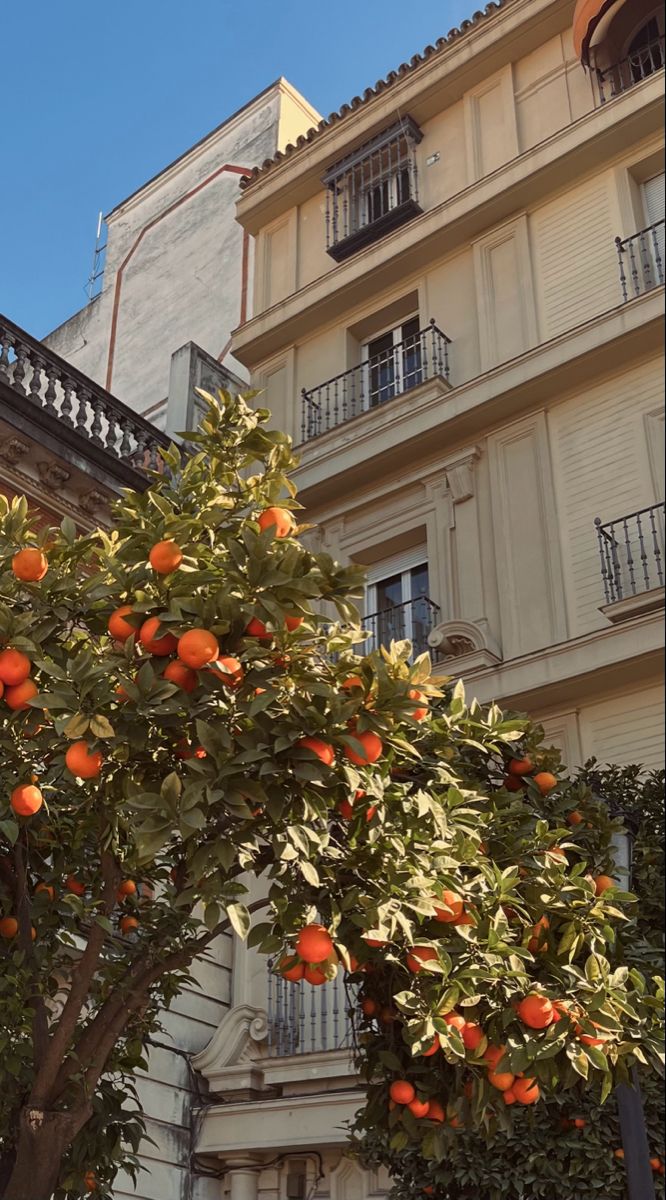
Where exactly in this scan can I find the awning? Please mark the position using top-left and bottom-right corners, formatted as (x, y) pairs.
(573, 0), (623, 63)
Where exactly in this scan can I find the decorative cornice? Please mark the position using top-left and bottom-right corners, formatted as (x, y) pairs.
(443, 446), (482, 503)
(191, 1004), (268, 1077)
(428, 617), (502, 664)
(0, 436), (30, 466)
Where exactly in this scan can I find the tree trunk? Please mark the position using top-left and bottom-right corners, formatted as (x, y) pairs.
(1, 1104), (91, 1200)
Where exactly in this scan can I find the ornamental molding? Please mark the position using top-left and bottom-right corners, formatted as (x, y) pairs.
(37, 461), (71, 490)
(442, 445), (482, 503)
(428, 618), (502, 667)
(0, 436), (30, 465)
(191, 1004), (268, 1078)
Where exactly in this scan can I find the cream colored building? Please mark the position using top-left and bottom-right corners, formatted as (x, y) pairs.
(189, 0), (664, 1195)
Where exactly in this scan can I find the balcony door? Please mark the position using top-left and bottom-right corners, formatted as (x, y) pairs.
(642, 172), (665, 287)
(365, 549), (432, 656)
(362, 316), (422, 409)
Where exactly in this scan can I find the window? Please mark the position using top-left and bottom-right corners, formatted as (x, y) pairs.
(642, 172), (665, 286)
(364, 550), (436, 657)
(363, 316), (423, 408)
(627, 16), (664, 81)
(323, 117), (423, 262)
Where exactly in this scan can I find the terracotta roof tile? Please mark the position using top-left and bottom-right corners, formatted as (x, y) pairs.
(239, 0), (506, 191)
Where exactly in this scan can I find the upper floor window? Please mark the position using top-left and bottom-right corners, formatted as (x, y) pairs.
(323, 117), (423, 263)
(627, 16), (664, 80)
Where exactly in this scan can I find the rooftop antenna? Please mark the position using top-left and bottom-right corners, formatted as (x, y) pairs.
(85, 211), (107, 302)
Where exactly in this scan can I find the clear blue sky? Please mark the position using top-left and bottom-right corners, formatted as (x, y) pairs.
(2, 0), (474, 338)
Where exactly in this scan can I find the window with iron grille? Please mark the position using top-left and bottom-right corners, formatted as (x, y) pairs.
(323, 116), (423, 262)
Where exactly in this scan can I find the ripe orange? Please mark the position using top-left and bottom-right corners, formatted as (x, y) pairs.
(338, 798), (354, 820)
(279, 955), (305, 983)
(5, 679), (38, 711)
(12, 548), (48, 582)
(117, 880), (137, 898)
(304, 964), (328, 985)
(488, 1070), (515, 1091)
(284, 614), (303, 631)
(365, 936), (388, 948)
(650, 1158), (662, 1171)
(503, 774), (525, 792)
(175, 740), (207, 760)
(408, 689), (428, 721)
(462, 1022), (484, 1051)
(389, 1080), (415, 1105)
(344, 730), (383, 766)
(66, 877), (86, 896)
(512, 1077), (540, 1105)
(442, 1012), (466, 1032)
(503, 1089), (517, 1104)
(613, 1149), (625, 1160)
(35, 883), (55, 901)
(484, 1044), (506, 1070)
(341, 675), (364, 690)
(257, 507), (295, 538)
(10, 783), (43, 817)
(211, 656), (244, 687)
(295, 924), (333, 963)
(245, 617), (272, 640)
(149, 540), (183, 574)
(296, 736), (335, 766)
(177, 629), (219, 669)
(0, 648), (32, 686)
(83, 1171), (97, 1193)
(139, 617), (178, 656)
(361, 998), (377, 1017)
(421, 1037), (440, 1057)
(567, 810), (584, 826)
(406, 945), (438, 973)
(0, 917), (18, 938)
(120, 915), (139, 934)
(408, 1097), (430, 1118)
(508, 757), (533, 776)
(434, 891), (464, 923)
(534, 771), (557, 794)
(107, 606), (137, 642)
(65, 741), (103, 780)
(163, 660), (198, 692)
(517, 994), (555, 1029)
(573, 1118), (586, 1129)
(594, 874), (616, 895)
(426, 1099), (446, 1122)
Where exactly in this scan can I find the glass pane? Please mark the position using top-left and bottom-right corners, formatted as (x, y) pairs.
(376, 572), (403, 609)
(368, 332), (397, 407)
(409, 563), (429, 598)
(401, 317), (423, 391)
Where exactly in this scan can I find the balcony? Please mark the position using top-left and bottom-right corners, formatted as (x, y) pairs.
(595, 503), (665, 622)
(616, 222), (665, 301)
(300, 319), (451, 443)
(323, 116), (423, 263)
(364, 596), (441, 660)
(0, 313), (169, 491)
(595, 34), (664, 104)
(267, 962), (354, 1057)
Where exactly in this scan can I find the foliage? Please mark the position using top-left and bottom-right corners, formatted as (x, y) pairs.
(0, 390), (663, 1198)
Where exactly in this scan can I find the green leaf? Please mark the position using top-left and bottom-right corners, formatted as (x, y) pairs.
(300, 860), (320, 886)
(90, 714), (115, 738)
(226, 903), (251, 940)
(0, 820), (19, 845)
(63, 713), (90, 738)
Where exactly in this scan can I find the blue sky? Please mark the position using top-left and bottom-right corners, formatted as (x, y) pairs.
(2, 0), (474, 338)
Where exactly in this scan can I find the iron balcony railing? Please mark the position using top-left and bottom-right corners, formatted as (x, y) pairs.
(267, 962), (355, 1057)
(595, 504), (665, 605)
(300, 319), (451, 443)
(364, 596), (441, 660)
(615, 221), (665, 301)
(595, 35), (664, 103)
(0, 314), (169, 471)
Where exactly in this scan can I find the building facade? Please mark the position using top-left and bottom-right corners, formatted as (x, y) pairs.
(189, 0), (664, 1196)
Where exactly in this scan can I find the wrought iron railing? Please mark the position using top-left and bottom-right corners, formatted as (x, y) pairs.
(595, 36), (664, 103)
(267, 963), (355, 1057)
(0, 314), (169, 470)
(300, 320), (451, 443)
(615, 222), (665, 301)
(364, 596), (441, 660)
(595, 504), (665, 604)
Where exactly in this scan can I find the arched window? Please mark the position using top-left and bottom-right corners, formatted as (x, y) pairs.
(626, 15), (663, 82)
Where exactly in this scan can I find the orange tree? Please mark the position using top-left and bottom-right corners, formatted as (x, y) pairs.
(0, 390), (663, 1200)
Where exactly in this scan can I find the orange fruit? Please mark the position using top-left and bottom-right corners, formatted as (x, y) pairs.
(0, 916), (18, 938)
(177, 629), (219, 669)
(117, 880), (137, 897)
(65, 741), (103, 780)
(573, 1118), (586, 1129)
(107, 606), (137, 642)
(512, 1077), (540, 1104)
(517, 994), (555, 1029)
(484, 1045), (507, 1070)
(613, 1149), (625, 1160)
(503, 1089), (517, 1105)
(344, 730), (383, 766)
(462, 1022), (484, 1051)
(434, 891), (464, 923)
(426, 1098), (446, 1122)
(567, 810), (583, 826)
(210, 656), (244, 687)
(504, 774), (525, 791)
(284, 614), (303, 631)
(139, 617), (178, 656)
(35, 883), (55, 900)
(10, 783), (43, 817)
(257, 507), (295, 538)
(5, 679), (38, 711)
(83, 1171), (97, 1192)
(533, 771), (557, 794)
(508, 757), (533, 776)
(149, 540), (183, 574)
(175, 740), (206, 760)
(245, 617), (272, 640)
(594, 874), (616, 895)
(389, 1080), (415, 1105)
(488, 1070), (516, 1091)
(650, 1158), (661, 1171)
(0, 648), (31, 686)
(421, 1037), (440, 1057)
(361, 998), (377, 1017)
(12, 548), (48, 582)
(341, 675), (364, 690)
(279, 955), (304, 983)
(408, 1097), (430, 1118)
(337, 798), (354, 820)
(295, 736), (335, 766)
(408, 689), (428, 721)
(406, 945), (438, 973)
(66, 877), (86, 896)
(295, 924), (333, 963)
(163, 660), (198, 692)
(442, 1012), (466, 1032)
(120, 915), (139, 934)
(304, 964), (328, 985)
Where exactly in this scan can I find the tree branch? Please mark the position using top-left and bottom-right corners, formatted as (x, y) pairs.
(14, 837), (49, 1071)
